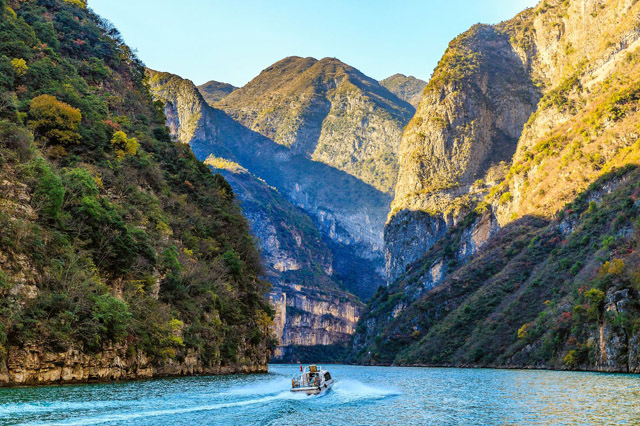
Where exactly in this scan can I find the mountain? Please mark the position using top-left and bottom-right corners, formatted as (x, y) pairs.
(0, 0), (273, 386)
(147, 57), (416, 360)
(147, 69), (388, 300)
(379, 74), (427, 108)
(353, 0), (640, 372)
(215, 56), (415, 194)
(198, 80), (237, 105)
(147, 69), (381, 360)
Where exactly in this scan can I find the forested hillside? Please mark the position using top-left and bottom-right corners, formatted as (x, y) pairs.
(0, 0), (274, 386)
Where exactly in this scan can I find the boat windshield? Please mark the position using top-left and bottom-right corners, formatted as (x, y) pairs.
(324, 372), (331, 381)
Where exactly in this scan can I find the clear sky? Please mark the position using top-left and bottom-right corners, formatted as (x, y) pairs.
(88, 0), (540, 88)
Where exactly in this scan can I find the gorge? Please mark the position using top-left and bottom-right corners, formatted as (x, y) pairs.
(147, 0), (640, 370)
(3, 0), (640, 386)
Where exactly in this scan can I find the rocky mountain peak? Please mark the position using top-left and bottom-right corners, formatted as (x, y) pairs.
(379, 73), (427, 108)
(197, 80), (237, 105)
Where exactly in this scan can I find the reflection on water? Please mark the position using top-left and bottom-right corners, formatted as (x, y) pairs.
(1, 365), (639, 425)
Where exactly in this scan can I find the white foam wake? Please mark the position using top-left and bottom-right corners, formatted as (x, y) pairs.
(223, 377), (291, 396)
(0, 400), (124, 417)
(331, 379), (400, 402)
(26, 391), (307, 426)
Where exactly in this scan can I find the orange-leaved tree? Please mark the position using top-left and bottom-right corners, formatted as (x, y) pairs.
(28, 94), (81, 147)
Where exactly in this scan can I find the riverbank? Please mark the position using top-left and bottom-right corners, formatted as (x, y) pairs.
(353, 361), (640, 374)
(0, 344), (269, 387)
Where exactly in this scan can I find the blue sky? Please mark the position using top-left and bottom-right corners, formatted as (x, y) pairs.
(89, 0), (540, 87)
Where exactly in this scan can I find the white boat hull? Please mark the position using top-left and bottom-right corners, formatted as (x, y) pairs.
(290, 365), (334, 395)
(290, 381), (333, 396)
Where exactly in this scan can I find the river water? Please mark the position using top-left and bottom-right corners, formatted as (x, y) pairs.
(2, 364), (640, 425)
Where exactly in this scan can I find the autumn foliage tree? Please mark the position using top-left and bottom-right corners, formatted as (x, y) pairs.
(110, 130), (139, 159)
(28, 94), (81, 147)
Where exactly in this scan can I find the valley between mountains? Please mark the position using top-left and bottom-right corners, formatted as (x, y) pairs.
(149, 0), (640, 372)
(146, 59), (419, 361)
(4, 0), (640, 387)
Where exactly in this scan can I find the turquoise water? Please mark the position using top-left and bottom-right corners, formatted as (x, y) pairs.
(2, 365), (640, 425)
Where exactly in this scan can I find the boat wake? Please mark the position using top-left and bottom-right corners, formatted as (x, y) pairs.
(16, 377), (398, 425)
(329, 379), (400, 402)
(223, 377), (292, 396)
(27, 390), (307, 426)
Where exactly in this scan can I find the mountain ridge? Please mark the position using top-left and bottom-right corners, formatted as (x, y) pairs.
(198, 80), (237, 105)
(215, 55), (415, 194)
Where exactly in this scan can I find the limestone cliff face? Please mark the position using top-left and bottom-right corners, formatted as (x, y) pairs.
(386, 25), (540, 282)
(387, 0), (640, 282)
(1, 343), (267, 387)
(148, 69), (389, 300)
(270, 289), (361, 359)
(204, 160), (363, 359)
(379, 74), (427, 109)
(216, 57), (415, 194)
(492, 0), (640, 225)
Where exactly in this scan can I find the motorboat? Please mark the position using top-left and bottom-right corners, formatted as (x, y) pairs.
(290, 364), (334, 395)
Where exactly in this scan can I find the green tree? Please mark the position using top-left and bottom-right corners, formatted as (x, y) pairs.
(92, 294), (131, 341)
(32, 158), (64, 221)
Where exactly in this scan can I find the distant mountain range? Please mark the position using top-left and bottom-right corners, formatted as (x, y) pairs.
(215, 56), (415, 194)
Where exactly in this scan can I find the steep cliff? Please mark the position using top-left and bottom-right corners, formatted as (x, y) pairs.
(215, 56), (415, 194)
(204, 157), (363, 360)
(357, 0), (640, 372)
(386, 24), (541, 283)
(148, 69), (389, 301)
(0, 0), (272, 386)
(379, 74), (427, 108)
